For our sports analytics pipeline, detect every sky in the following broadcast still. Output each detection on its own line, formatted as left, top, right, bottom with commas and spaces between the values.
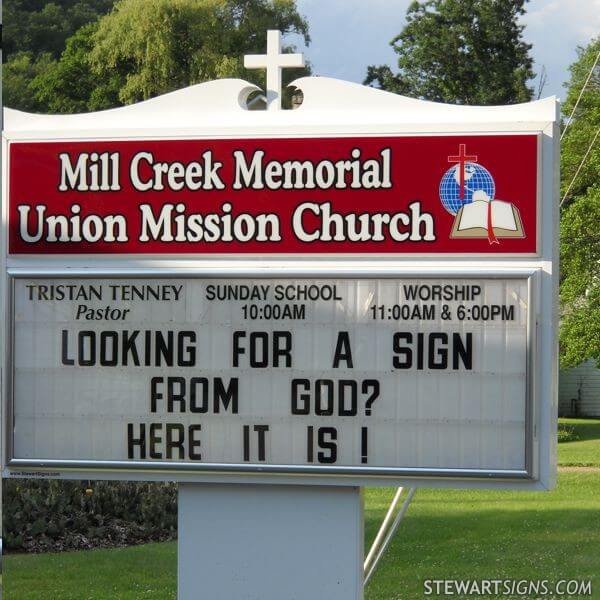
290, 0, 600, 102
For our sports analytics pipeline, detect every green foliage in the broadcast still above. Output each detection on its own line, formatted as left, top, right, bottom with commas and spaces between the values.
365, 0, 534, 105
31, 24, 122, 113
3, 480, 177, 552
557, 422, 579, 443
559, 38, 600, 368
3, 52, 58, 113
11, 0, 310, 113
88, 0, 309, 106
3, 0, 115, 60
3, 0, 116, 112
560, 187, 600, 368
560, 38, 600, 204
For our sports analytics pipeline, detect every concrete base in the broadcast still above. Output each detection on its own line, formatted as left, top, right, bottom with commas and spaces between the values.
178, 484, 363, 600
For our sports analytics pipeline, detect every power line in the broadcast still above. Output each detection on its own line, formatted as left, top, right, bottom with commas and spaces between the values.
560, 126, 600, 208
561, 48, 600, 140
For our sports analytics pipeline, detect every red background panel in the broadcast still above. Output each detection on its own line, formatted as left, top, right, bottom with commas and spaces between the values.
8, 135, 538, 255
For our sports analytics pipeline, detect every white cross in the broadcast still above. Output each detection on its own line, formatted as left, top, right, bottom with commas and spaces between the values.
244, 30, 305, 111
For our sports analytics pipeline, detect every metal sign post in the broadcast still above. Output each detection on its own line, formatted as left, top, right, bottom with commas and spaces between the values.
1, 31, 558, 599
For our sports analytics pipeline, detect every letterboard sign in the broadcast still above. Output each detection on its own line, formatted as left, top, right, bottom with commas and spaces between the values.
10, 274, 532, 477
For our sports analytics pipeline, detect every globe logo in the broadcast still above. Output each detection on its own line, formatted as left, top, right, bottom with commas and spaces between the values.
439, 162, 496, 215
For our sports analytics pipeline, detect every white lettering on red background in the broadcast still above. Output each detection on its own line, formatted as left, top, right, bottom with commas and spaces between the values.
9, 135, 538, 254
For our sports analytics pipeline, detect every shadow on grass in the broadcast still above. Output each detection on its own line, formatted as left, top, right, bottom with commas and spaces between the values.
365, 506, 599, 599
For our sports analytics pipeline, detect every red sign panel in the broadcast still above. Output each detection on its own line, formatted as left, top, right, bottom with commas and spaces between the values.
8, 135, 538, 254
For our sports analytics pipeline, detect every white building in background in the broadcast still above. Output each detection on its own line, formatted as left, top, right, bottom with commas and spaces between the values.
560, 361, 600, 417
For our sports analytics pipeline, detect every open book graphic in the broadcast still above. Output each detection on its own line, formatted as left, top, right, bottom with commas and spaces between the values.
450, 191, 525, 242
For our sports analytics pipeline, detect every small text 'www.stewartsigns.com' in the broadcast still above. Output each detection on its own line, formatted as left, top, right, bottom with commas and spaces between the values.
423, 579, 592, 597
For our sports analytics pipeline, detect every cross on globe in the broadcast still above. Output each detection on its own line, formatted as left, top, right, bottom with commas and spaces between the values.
439, 162, 496, 215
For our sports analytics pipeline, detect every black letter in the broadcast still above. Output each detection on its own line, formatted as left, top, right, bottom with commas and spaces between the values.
190, 377, 209, 413
273, 331, 292, 367
100, 331, 119, 366
333, 332, 353, 368
214, 378, 238, 413
318, 427, 337, 464
178, 331, 196, 366
233, 331, 246, 367
429, 333, 448, 369
122, 330, 140, 366
338, 380, 358, 416
189, 424, 202, 460
149, 423, 163, 459
243, 425, 250, 461
255, 425, 269, 461
393, 332, 412, 369
61, 330, 74, 365
291, 379, 311, 414
453, 332, 472, 369
78, 331, 96, 366
150, 377, 163, 412
315, 380, 334, 415
166, 423, 185, 459
127, 423, 146, 459
155, 331, 174, 366
167, 377, 186, 412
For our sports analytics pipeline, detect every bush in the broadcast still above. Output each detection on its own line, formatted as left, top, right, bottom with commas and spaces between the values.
3, 480, 177, 553
558, 423, 580, 443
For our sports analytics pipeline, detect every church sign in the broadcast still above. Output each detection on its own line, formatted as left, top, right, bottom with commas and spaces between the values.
2, 35, 557, 490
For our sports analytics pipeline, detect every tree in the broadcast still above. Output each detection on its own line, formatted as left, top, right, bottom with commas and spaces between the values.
31, 24, 122, 113
559, 37, 600, 368
560, 38, 600, 205
3, 0, 116, 112
365, 0, 534, 105
560, 186, 600, 368
31, 0, 309, 112
3, 52, 57, 113
3, 0, 115, 60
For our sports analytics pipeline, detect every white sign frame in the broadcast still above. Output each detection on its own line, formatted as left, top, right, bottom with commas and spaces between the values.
5, 267, 542, 489
2, 77, 559, 490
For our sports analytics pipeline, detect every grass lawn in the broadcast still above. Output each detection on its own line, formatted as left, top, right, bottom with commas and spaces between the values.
4, 542, 177, 600
559, 418, 600, 467
364, 472, 599, 599
5, 470, 599, 599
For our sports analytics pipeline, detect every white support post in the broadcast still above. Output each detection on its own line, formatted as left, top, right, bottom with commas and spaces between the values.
178, 484, 364, 600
